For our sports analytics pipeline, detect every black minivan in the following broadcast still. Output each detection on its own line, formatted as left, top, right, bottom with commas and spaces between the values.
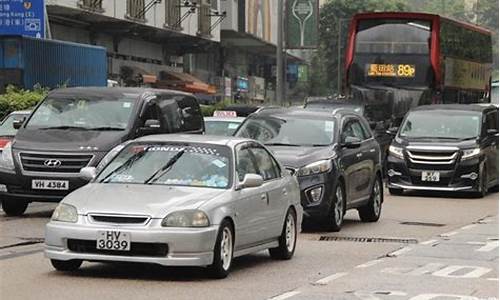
0, 87, 204, 215
387, 104, 498, 197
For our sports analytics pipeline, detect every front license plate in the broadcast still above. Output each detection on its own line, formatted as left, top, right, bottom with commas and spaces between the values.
421, 171, 440, 182
96, 231, 131, 251
32, 179, 69, 190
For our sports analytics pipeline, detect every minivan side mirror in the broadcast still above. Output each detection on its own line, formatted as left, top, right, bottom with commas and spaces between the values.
80, 167, 97, 181
237, 174, 264, 190
13, 119, 24, 130
386, 127, 398, 136
342, 136, 362, 149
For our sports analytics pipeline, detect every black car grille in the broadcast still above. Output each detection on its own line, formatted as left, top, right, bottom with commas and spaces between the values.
89, 214, 150, 224
67, 239, 168, 257
19, 152, 93, 173
406, 149, 458, 171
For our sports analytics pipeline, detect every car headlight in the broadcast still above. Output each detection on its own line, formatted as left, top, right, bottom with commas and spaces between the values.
51, 203, 78, 223
389, 145, 404, 159
461, 148, 481, 160
297, 160, 332, 177
0, 142, 15, 170
162, 210, 210, 227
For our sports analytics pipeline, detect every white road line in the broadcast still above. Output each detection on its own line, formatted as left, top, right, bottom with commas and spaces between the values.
268, 291, 301, 300
420, 239, 438, 245
487, 278, 499, 281
355, 259, 383, 268
387, 246, 412, 257
313, 272, 348, 285
460, 224, 478, 230
439, 231, 458, 237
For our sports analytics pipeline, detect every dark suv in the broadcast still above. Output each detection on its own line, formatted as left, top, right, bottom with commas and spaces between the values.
234, 108, 383, 231
387, 105, 499, 197
0, 87, 204, 216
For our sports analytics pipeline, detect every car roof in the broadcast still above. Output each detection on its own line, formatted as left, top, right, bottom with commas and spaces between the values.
135, 134, 254, 148
48, 87, 194, 99
252, 107, 353, 119
204, 117, 245, 122
411, 104, 496, 113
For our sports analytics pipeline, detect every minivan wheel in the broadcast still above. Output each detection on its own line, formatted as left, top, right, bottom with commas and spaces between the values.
269, 208, 297, 260
1, 199, 28, 216
388, 188, 403, 196
324, 183, 345, 232
358, 176, 383, 222
50, 259, 82, 271
208, 220, 234, 279
474, 168, 488, 198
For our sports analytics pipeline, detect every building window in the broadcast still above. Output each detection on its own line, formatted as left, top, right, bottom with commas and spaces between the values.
165, 0, 181, 30
127, 0, 146, 21
78, 0, 103, 12
198, 0, 211, 37
211, 0, 218, 11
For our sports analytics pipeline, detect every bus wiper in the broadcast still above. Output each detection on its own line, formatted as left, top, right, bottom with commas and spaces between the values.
145, 150, 186, 184
265, 142, 301, 147
99, 146, 150, 183
89, 126, 125, 131
40, 126, 88, 130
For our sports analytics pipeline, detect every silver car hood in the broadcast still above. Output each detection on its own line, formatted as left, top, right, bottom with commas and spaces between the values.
63, 183, 227, 218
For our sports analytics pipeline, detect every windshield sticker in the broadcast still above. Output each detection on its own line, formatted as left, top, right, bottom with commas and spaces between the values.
325, 121, 334, 132
163, 175, 228, 188
228, 123, 240, 129
123, 102, 131, 108
212, 159, 227, 168
147, 146, 220, 156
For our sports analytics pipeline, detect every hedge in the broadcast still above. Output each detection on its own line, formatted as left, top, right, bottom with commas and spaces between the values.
0, 85, 47, 119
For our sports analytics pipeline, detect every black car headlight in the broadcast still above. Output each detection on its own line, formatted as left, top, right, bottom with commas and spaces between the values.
461, 148, 481, 161
297, 160, 332, 177
388, 145, 404, 159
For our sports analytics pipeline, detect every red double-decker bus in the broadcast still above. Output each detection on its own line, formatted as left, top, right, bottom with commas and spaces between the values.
345, 12, 493, 123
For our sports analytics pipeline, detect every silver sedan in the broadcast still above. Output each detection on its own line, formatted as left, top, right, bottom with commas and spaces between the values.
45, 135, 302, 278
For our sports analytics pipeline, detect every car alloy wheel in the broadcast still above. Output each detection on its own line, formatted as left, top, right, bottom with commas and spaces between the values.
334, 185, 344, 227
359, 176, 383, 222
372, 180, 382, 216
221, 227, 233, 271
269, 208, 297, 260
285, 212, 296, 253
209, 220, 234, 278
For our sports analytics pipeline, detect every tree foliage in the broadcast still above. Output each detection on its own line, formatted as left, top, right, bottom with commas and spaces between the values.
0, 85, 47, 119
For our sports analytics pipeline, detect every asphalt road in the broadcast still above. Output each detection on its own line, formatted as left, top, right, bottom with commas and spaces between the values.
0, 189, 498, 300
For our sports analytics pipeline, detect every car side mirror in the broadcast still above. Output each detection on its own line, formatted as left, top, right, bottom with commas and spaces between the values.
13, 119, 24, 130
342, 136, 362, 149
386, 127, 398, 136
138, 119, 161, 136
238, 174, 264, 189
80, 167, 97, 181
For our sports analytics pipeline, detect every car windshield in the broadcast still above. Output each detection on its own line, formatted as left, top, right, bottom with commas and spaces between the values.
26, 93, 139, 130
205, 120, 242, 136
0, 114, 26, 136
236, 116, 335, 146
399, 111, 481, 139
96, 143, 232, 189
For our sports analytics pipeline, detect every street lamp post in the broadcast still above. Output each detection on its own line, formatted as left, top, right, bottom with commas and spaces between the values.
277, 0, 285, 106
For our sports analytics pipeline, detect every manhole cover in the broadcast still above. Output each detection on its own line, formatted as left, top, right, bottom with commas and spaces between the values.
400, 221, 445, 227
318, 236, 418, 244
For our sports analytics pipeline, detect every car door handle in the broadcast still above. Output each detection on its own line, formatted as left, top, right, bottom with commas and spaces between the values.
356, 153, 363, 158
282, 188, 287, 196
369, 148, 376, 153
261, 194, 268, 203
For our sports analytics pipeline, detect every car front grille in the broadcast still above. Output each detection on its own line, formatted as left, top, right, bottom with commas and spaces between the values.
19, 152, 93, 173
406, 149, 458, 170
67, 239, 168, 257
89, 214, 150, 225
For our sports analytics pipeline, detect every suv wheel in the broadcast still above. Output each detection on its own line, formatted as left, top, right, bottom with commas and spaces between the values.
358, 176, 383, 222
269, 208, 297, 260
1, 199, 28, 216
324, 183, 345, 232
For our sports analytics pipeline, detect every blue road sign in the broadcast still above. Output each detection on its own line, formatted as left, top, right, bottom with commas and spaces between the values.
0, 0, 45, 38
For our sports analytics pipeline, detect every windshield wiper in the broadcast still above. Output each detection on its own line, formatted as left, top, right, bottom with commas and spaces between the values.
144, 150, 186, 184
99, 146, 150, 183
88, 126, 125, 131
264, 142, 301, 147
40, 126, 88, 130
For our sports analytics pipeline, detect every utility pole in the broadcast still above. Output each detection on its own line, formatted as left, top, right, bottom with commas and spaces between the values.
276, 0, 284, 106
337, 18, 342, 94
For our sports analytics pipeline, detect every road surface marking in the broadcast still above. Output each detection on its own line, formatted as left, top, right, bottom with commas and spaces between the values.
439, 231, 458, 237
354, 290, 408, 299
432, 265, 491, 278
460, 224, 477, 230
356, 260, 383, 268
467, 241, 499, 252
268, 291, 301, 300
313, 272, 348, 285
407, 263, 445, 276
487, 278, 498, 281
420, 239, 438, 245
409, 293, 481, 300
387, 246, 412, 257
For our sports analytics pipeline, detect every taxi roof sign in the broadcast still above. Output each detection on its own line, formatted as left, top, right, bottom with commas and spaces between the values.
213, 110, 237, 117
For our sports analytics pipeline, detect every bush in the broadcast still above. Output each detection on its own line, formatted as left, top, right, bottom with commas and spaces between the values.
0, 85, 47, 119
200, 99, 233, 117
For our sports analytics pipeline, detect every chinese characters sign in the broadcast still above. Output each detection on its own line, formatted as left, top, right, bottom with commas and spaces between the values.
0, 0, 45, 38
367, 64, 416, 78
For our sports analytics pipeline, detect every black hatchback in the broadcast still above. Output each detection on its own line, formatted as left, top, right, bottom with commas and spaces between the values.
234, 108, 383, 231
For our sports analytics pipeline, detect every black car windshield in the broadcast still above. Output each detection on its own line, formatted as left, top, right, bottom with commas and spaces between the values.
96, 143, 232, 189
236, 115, 335, 146
399, 111, 481, 139
26, 93, 139, 130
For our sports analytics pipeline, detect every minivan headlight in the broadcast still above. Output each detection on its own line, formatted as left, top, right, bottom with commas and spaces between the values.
461, 148, 481, 160
0, 142, 15, 170
162, 210, 210, 227
51, 203, 78, 223
389, 145, 404, 159
297, 160, 332, 177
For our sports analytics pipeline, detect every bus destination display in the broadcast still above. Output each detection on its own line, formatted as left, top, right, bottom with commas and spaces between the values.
367, 64, 416, 78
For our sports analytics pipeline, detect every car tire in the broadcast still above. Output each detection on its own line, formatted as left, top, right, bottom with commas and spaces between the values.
1, 199, 28, 216
50, 259, 82, 271
208, 220, 234, 279
324, 182, 345, 232
358, 176, 383, 222
269, 208, 297, 260
388, 188, 403, 196
474, 167, 488, 198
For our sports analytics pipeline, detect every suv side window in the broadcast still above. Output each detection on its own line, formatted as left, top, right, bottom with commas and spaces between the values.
141, 100, 162, 127
177, 96, 203, 132
342, 119, 367, 142
156, 96, 183, 133
236, 146, 259, 182
249, 146, 281, 181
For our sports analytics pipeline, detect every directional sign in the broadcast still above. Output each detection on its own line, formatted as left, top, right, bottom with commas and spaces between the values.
0, 0, 45, 38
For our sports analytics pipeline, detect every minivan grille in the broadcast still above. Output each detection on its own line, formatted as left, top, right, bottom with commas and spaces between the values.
19, 152, 93, 173
406, 149, 458, 170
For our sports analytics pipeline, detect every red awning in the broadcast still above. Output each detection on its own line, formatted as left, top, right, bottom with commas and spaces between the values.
155, 71, 216, 94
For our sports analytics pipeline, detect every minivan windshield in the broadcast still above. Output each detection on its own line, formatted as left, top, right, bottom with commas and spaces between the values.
96, 143, 232, 189
399, 111, 481, 140
26, 93, 139, 130
236, 116, 335, 146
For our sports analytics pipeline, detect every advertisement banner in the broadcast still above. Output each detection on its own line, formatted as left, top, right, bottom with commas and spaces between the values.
286, 0, 319, 49
245, 0, 277, 44
0, 0, 45, 38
